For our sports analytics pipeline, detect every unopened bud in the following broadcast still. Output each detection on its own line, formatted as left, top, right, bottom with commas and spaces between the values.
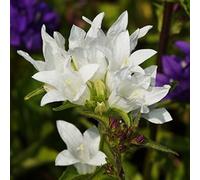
94, 102, 107, 115
93, 80, 106, 101
109, 118, 120, 129
134, 135, 145, 144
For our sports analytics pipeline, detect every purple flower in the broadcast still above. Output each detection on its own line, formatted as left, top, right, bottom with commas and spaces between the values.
156, 41, 190, 102
11, 0, 60, 52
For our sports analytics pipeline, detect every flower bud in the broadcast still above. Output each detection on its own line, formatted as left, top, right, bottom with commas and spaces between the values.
94, 102, 107, 115
93, 80, 106, 101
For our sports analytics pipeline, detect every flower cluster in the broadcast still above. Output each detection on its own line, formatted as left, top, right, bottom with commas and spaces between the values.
18, 11, 173, 174
18, 11, 172, 124
156, 41, 190, 102
11, 0, 60, 51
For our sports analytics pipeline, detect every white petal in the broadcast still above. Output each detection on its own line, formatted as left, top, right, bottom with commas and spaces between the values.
74, 163, 96, 175
79, 64, 99, 83
129, 26, 153, 52
56, 120, 83, 151
140, 105, 149, 114
40, 90, 65, 106
53, 31, 65, 49
82, 16, 92, 24
42, 41, 56, 70
142, 108, 172, 124
129, 49, 157, 66
69, 25, 86, 49
108, 91, 133, 113
55, 150, 79, 166
32, 71, 63, 89
83, 126, 100, 156
86, 12, 105, 38
107, 11, 128, 37
87, 49, 107, 80
145, 85, 171, 106
72, 85, 87, 103
17, 50, 45, 71
144, 65, 158, 86
129, 66, 145, 74
130, 28, 139, 51
87, 151, 107, 166
110, 31, 130, 71
41, 25, 61, 68
138, 25, 153, 38
70, 48, 88, 69
41, 25, 54, 43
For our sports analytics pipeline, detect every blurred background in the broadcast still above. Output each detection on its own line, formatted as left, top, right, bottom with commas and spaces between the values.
10, 0, 190, 179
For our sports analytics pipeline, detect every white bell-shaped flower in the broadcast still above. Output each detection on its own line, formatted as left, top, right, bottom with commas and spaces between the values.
55, 121, 107, 175
108, 66, 172, 124
17, 25, 68, 72
32, 62, 99, 106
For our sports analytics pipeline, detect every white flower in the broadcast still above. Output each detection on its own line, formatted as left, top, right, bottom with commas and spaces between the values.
18, 25, 99, 106
55, 120, 107, 175
92, 11, 156, 72
68, 13, 108, 80
32, 63, 99, 106
17, 25, 68, 72
107, 66, 172, 124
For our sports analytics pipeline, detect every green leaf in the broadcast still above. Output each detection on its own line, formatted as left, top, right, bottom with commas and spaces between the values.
109, 108, 131, 126
132, 136, 178, 156
53, 101, 78, 111
143, 139, 179, 156
24, 86, 45, 100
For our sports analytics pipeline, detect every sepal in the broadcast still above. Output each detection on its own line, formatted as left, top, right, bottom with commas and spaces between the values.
24, 86, 45, 100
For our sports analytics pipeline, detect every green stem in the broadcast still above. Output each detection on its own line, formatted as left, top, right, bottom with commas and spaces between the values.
103, 129, 125, 180
76, 109, 108, 128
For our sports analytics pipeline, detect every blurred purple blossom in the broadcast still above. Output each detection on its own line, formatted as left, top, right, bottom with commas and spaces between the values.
156, 41, 190, 102
11, 0, 60, 52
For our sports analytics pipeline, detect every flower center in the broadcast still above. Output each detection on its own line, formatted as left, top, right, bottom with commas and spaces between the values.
76, 143, 89, 162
